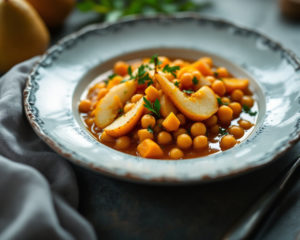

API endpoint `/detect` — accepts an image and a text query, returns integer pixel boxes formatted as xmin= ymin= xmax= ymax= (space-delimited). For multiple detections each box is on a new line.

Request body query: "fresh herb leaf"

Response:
xmin=109 ymin=73 xmax=117 ymax=79
xmin=192 ymin=76 xmax=199 ymax=85
xmin=147 ymin=78 xmax=154 ymax=86
xmin=147 ymin=126 xmax=154 ymax=134
xmin=219 ymin=127 xmax=228 ymax=135
xmin=137 ymin=65 xmax=152 ymax=85
xmin=162 ymin=64 xmax=180 ymax=77
xmin=174 ymin=81 xmax=180 ymax=87
xmin=150 ymin=54 xmax=162 ymax=73
xmin=128 ymin=66 xmax=133 ymax=78
xmin=149 ymin=54 xmax=162 ymax=66
xmin=77 ymin=0 xmax=211 ymax=22
xmin=138 ymin=72 xmax=152 ymax=85
xmin=143 ymin=97 xmax=161 ymax=118
xmin=242 ymin=105 xmax=257 ymax=116
xmin=213 ymin=72 xmax=219 ymax=77
xmin=183 ymin=89 xmax=194 ymax=94
xmin=217 ymin=97 xmax=228 ymax=106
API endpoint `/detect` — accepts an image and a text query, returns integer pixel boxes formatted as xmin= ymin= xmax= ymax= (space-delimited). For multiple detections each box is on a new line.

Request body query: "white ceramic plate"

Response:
xmin=24 ymin=15 xmax=300 ymax=184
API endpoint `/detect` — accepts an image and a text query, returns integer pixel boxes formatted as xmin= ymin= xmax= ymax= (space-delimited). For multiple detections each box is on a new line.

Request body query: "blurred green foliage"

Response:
xmin=77 ymin=0 xmax=211 ymax=22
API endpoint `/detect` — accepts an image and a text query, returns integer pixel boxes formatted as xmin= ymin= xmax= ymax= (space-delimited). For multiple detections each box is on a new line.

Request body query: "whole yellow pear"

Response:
xmin=0 ymin=0 xmax=49 ymax=73
xmin=25 ymin=0 xmax=75 ymax=28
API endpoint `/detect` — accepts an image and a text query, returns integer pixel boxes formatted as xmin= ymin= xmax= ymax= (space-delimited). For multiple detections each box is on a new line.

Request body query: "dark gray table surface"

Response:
xmin=50 ymin=1 xmax=300 ymax=239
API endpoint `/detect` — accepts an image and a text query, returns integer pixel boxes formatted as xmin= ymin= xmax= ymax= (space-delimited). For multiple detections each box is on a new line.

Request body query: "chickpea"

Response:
xmin=165 ymin=73 xmax=175 ymax=81
xmin=241 ymin=96 xmax=254 ymax=108
xmin=100 ymin=131 xmax=115 ymax=143
xmin=190 ymin=122 xmax=206 ymax=137
xmin=124 ymin=103 xmax=134 ymax=113
xmin=141 ymin=114 xmax=156 ymax=128
xmin=177 ymin=134 xmax=193 ymax=149
xmin=114 ymin=61 xmax=129 ymax=76
xmin=212 ymin=80 xmax=226 ymax=96
xmin=218 ymin=105 xmax=233 ymax=123
xmin=177 ymin=113 xmax=186 ymax=125
xmin=209 ymin=124 xmax=220 ymax=135
xmin=138 ymin=129 xmax=154 ymax=141
xmin=221 ymin=97 xmax=231 ymax=105
xmin=206 ymin=76 xmax=216 ymax=84
xmin=79 ymin=99 xmax=91 ymax=113
xmin=180 ymin=72 xmax=193 ymax=88
xmin=169 ymin=148 xmax=184 ymax=159
xmin=231 ymin=89 xmax=244 ymax=102
xmin=193 ymin=135 xmax=208 ymax=149
xmin=229 ymin=102 xmax=242 ymax=117
xmin=238 ymin=119 xmax=253 ymax=130
xmin=192 ymin=71 xmax=202 ymax=81
xmin=131 ymin=94 xmax=143 ymax=103
xmin=173 ymin=128 xmax=187 ymax=139
xmin=220 ymin=135 xmax=237 ymax=150
xmin=115 ymin=136 xmax=131 ymax=150
xmin=200 ymin=57 xmax=213 ymax=67
xmin=217 ymin=67 xmax=229 ymax=78
xmin=229 ymin=126 xmax=244 ymax=139
xmin=205 ymin=115 xmax=218 ymax=127
xmin=173 ymin=59 xmax=186 ymax=68
xmin=85 ymin=118 xmax=94 ymax=127
xmin=157 ymin=131 xmax=172 ymax=145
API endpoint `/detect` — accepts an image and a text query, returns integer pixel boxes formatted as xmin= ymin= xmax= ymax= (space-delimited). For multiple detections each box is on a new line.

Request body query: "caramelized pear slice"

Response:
xmin=160 ymin=94 xmax=178 ymax=118
xmin=156 ymin=73 xmax=218 ymax=121
xmin=104 ymin=98 xmax=144 ymax=137
xmin=95 ymin=80 xmax=137 ymax=128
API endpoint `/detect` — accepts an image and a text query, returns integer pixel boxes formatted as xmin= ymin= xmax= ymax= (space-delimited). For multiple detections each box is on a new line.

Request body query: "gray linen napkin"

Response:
xmin=0 ymin=58 xmax=97 ymax=240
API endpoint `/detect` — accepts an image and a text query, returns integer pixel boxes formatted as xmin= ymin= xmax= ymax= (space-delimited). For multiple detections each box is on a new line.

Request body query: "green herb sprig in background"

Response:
xmin=77 ymin=0 xmax=211 ymax=22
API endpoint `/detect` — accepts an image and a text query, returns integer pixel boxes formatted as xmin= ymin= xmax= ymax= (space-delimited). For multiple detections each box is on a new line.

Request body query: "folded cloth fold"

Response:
xmin=0 ymin=58 xmax=97 ymax=240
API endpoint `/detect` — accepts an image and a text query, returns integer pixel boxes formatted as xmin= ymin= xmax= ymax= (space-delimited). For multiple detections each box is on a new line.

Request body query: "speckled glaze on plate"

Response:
xmin=24 ymin=15 xmax=300 ymax=184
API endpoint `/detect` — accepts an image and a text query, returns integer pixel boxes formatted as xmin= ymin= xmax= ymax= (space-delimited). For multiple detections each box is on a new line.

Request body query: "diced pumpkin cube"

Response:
xmin=162 ymin=112 xmax=180 ymax=131
xmin=145 ymin=85 xmax=159 ymax=102
xmin=223 ymin=78 xmax=249 ymax=93
xmin=137 ymin=139 xmax=163 ymax=158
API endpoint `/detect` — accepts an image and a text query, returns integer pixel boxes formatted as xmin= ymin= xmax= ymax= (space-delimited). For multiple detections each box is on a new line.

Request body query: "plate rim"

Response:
xmin=23 ymin=14 xmax=300 ymax=184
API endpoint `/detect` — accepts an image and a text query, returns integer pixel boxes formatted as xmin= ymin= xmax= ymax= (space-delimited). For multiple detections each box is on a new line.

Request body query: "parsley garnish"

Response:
xmin=128 ymin=66 xmax=133 ymax=78
xmin=217 ymin=97 xmax=228 ymax=106
xmin=192 ymin=76 xmax=198 ymax=85
xmin=149 ymin=54 xmax=161 ymax=73
xmin=109 ymin=73 xmax=117 ymax=79
xmin=127 ymin=64 xmax=153 ymax=86
xmin=219 ymin=127 xmax=228 ymax=135
xmin=174 ymin=81 xmax=180 ymax=87
xmin=147 ymin=126 xmax=154 ymax=134
xmin=242 ymin=105 xmax=257 ymax=116
xmin=213 ymin=72 xmax=219 ymax=77
xmin=183 ymin=89 xmax=194 ymax=94
xmin=162 ymin=64 xmax=180 ymax=77
xmin=143 ymin=97 xmax=161 ymax=118
xmin=136 ymin=65 xmax=153 ymax=85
